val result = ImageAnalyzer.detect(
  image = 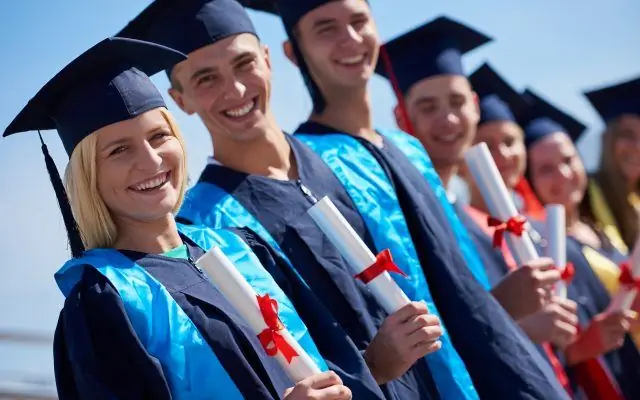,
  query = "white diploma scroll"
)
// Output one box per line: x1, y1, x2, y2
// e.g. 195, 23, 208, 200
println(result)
197, 247, 321, 382
608, 239, 640, 312
307, 196, 411, 314
464, 143, 540, 266
546, 205, 568, 298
